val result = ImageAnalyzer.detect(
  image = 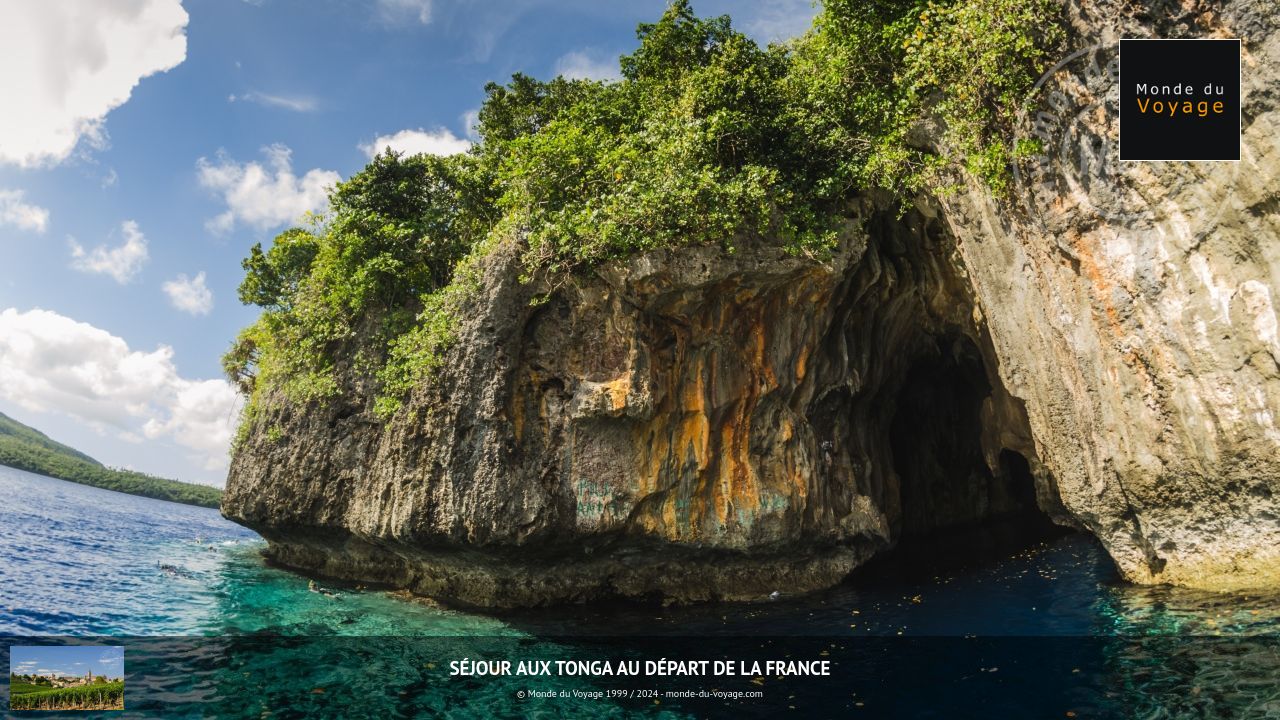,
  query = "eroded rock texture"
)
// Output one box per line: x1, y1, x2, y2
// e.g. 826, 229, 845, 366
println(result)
930, 0, 1280, 591
225, 201, 1059, 606
223, 0, 1280, 604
